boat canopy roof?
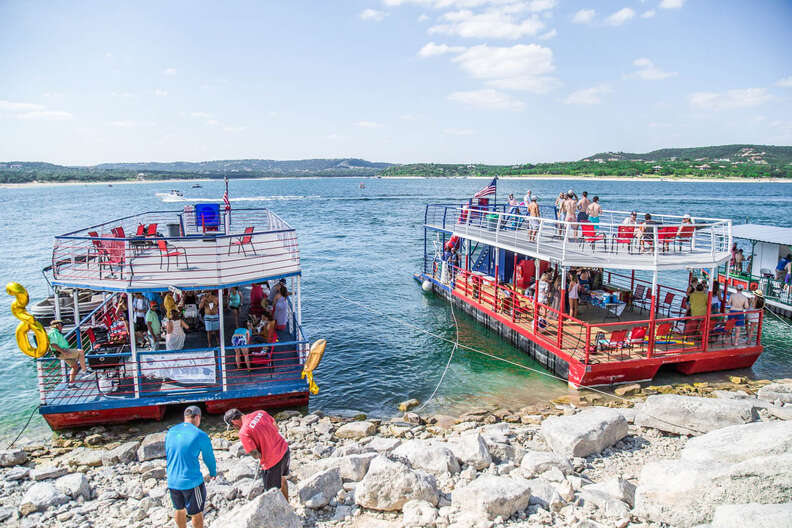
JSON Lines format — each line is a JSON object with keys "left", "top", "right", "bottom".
{"left": 732, "top": 224, "right": 792, "bottom": 245}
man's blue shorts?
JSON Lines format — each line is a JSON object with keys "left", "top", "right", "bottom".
{"left": 169, "top": 483, "right": 206, "bottom": 515}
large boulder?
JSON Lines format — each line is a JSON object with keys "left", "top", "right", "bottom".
{"left": 295, "top": 453, "right": 376, "bottom": 482}
{"left": 335, "top": 421, "right": 376, "bottom": 439}
{"left": 297, "top": 467, "right": 342, "bottom": 509}
{"left": 635, "top": 394, "right": 759, "bottom": 435}
{"left": 54, "top": 473, "right": 92, "bottom": 500}
{"left": 711, "top": 503, "right": 792, "bottom": 528}
{"left": 137, "top": 432, "right": 167, "bottom": 461}
{"left": 581, "top": 477, "right": 636, "bottom": 508}
{"left": 452, "top": 475, "right": 532, "bottom": 520}
{"left": 449, "top": 432, "right": 492, "bottom": 470}
{"left": 402, "top": 499, "right": 438, "bottom": 527}
{"left": 519, "top": 451, "right": 573, "bottom": 478}
{"left": 30, "top": 466, "right": 68, "bottom": 481}
{"left": 210, "top": 488, "right": 300, "bottom": 528}
{"left": 0, "top": 448, "right": 27, "bottom": 467}
{"left": 392, "top": 440, "right": 460, "bottom": 475}
{"left": 757, "top": 382, "right": 792, "bottom": 404}
{"left": 541, "top": 407, "right": 628, "bottom": 458}
{"left": 366, "top": 437, "right": 401, "bottom": 453}
{"left": 102, "top": 441, "right": 140, "bottom": 465}
{"left": 526, "top": 478, "right": 564, "bottom": 511}
{"left": 19, "top": 482, "right": 69, "bottom": 516}
{"left": 634, "top": 421, "right": 792, "bottom": 527}
{"left": 354, "top": 456, "right": 439, "bottom": 511}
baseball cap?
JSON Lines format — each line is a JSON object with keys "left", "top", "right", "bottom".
{"left": 184, "top": 405, "right": 202, "bottom": 417}
{"left": 50, "top": 319, "right": 64, "bottom": 326}
{"left": 149, "top": 300, "right": 158, "bottom": 307}
{"left": 683, "top": 214, "right": 691, "bottom": 219}
{"left": 736, "top": 284, "right": 744, "bottom": 291}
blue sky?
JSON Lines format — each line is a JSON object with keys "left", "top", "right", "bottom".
{"left": 0, "top": 0, "right": 790, "bottom": 165}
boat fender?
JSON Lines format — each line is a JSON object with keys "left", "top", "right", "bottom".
{"left": 301, "top": 339, "right": 326, "bottom": 395}
{"left": 422, "top": 280, "right": 433, "bottom": 292}
{"left": 6, "top": 282, "right": 50, "bottom": 358}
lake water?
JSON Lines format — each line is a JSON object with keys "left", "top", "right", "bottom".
{"left": 1, "top": 177, "right": 791, "bottom": 441}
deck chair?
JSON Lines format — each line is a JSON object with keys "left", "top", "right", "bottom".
{"left": 579, "top": 221, "right": 606, "bottom": 250}
{"left": 709, "top": 318, "right": 736, "bottom": 345}
{"left": 659, "top": 292, "right": 675, "bottom": 316}
{"left": 676, "top": 224, "right": 695, "bottom": 251}
{"left": 157, "top": 239, "right": 188, "bottom": 271}
{"left": 614, "top": 225, "right": 636, "bottom": 253}
{"left": 658, "top": 226, "right": 677, "bottom": 253}
{"left": 632, "top": 284, "right": 648, "bottom": 313}
{"left": 598, "top": 329, "right": 629, "bottom": 359}
{"left": 86, "top": 231, "right": 106, "bottom": 269}
{"left": 228, "top": 226, "right": 256, "bottom": 255}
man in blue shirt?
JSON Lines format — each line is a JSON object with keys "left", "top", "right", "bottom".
{"left": 166, "top": 406, "right": 217, "bottom": 528}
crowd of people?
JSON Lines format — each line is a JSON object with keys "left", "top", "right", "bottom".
{"left": 682, "top": 277, "right": 765, "bottom": 343}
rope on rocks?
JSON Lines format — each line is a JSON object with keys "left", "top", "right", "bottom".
{"left": 6, "top": 403, "right": 40, "bottom": 449}
{"left": 340, "top": 294, "right": 709, "bottom": 435}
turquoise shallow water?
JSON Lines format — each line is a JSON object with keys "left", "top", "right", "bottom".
{"left": 1, "top": 177, "right": 791, "bottom": 441}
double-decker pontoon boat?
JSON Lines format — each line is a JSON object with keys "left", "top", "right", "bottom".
{"left": 416, "top": 200, "right": 763, "bottom": 387}
{"left": 15, "top": 204, "right": 318, "bottom": 429}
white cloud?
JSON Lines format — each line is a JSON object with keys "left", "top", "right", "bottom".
{"left": 631, "top": 57, "right": 676, "bottom": 80}
{"left": 641, "top": 9, "right": 656, "bottom": 18}
{"left": 649, "top": 122, "right": 672, "bottom": 129}
{"left": 451, "top": 44, "right": 557, "bottom": 94}
{"left": 18, "top": 110, "right": 73, "bottom": 120}
{"left": 606, "top": 7, "right": 635, "bottom": 26}
{"left": 360, "top": 8, "right": 387, "bottom": 21}
{"left": 659, "top": 0, "right": 685, "bottom": 9}
{"left": 206, "top": 119, "right": 220, "bottom": 126}
{"left": 400, "top": 113, "right": 422, "bottom": 120}
{"left": 385, "top": 0, "right": 555, "bottom": 8}
{"left": 356, "top": 120, "right": 384, "bottom": 128}
{"left": 0, "top": 100, "right": 72, "bottom": 120}
{"left": 223, "top": 125, "right": 246, "bottom": 133}
{"left": 429, "top": 8, "right": 545, "bottom": 39}
{"left": 448, "top": 89, "right": 525, "bottom": 111}
{"left": 154, "top": 89, "right": 168, "bottom": 97}
{"left": 418, "top": 13, "right": 430, "bottom": 21}
{"left": 327, "top": 133, "right": 345, "bottom": 140}
{"left": 0, "top": 100, "right": 45, "bottom": 112}
{"left": 111, "top": 91, "right": 135, "bottom": 98}
{"left": 776, "top": 76, "right": 792, "bottom": 88}
{"left": 572, "top": 9, "right": 595, "bottom": 24}
{"left": 527, "top": 0, "right": 557, "bottom": 11}
{"left": 109, "top": 120, "right": 151, "bottom": 128}
{"left": 688, "top": 88, "right": 773, "bottom": 111}
{"left": 563, "top": 84, "right": 612, "bottom": 105}
{"left": 163, "top": 68, "right": 177, "bottom": 76}
{"left": 538, "top": 28, "right": 557, "bottom": 40}
{"left": 444, "top": 127, "right": 475, "bottom": 135}
{"left": 418, "top": 42, "right": 466, "bottom": 57}
{"left": 190, "top": 112, "right": 212, "bottom": 118}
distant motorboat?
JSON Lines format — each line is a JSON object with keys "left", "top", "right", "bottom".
{"left": 359, "top": 183, "right": 366, "bottom": 189}
{"left": 192, "top": 184, "right": 202, "bottom": 188}
{"left": 169, "top": 189, "right": 184, "bottom": 197}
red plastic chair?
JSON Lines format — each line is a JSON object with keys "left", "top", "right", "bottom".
{"left": 658, "top": 226, "right": 677, "bottom": 253}
{"left": 228, "top": 226, "right": 256, "bottom": 255}
{"left": 655, "top": 322, "right": 673, "bottom": 341}
{"left": 659, "top": 292, "right": 675, "bottom": 316}
{"left": 614, "top": 225, "right": 635, "bottom": 253}
{"left": 157, "top": 239, "right": 188, "bottom": 271}
{"left": 676, "top": 224, "right": 695, "bottom": 250}
{"left": 135, "top": 224, "right": 145, "bottom": 236}
{"left": 146, "top": 223, "right": 158, "bottom": 238}
{"left": 579, "top": 221, "right": 606, "bottom": 250}
{"left": 599, "top": 329, "right": 629, "bottom": 358}
{"left": 633, "top": 284, "right": 648, "bottom": 313}
{"left": 629, "top": 326, "right": 647, "bottom": 346}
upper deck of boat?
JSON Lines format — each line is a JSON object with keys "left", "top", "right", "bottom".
{"left": 50, "top": 207, "right": 300, "bottom": 292}
{"left": 425, "top": 203, "right": 732, "bottom": 272}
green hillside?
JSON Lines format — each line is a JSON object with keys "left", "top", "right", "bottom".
{"left": 585, "top": 144, "right": 792, "bottom": 166}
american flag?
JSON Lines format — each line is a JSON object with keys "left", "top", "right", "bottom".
{"left": 473, "top": 177, "right": 497, "bottom": 198}
{"left": 223, "top": 175, "right": 231, "bottom": 211}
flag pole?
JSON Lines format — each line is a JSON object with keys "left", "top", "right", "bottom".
{"left": 224, "top": 169, "right": 230, "bottom": 235}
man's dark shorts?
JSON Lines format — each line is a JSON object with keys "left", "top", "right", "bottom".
{"left": 169, "top": 483, "right": 207, "bottom": 515}
{"left": 262, "top": 448, "right": 290, "bottom": 490}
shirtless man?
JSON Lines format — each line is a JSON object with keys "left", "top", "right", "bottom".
{"left": 563, "top": 193, "right": 578, "bottom": 238}
{"left": 527, "top": 196, "right": 541, "bottom": 241}
{"left": 729, "top": 284, "right": 750, "bottom": 343}
{"left": 199, "top": 290, "right": 220, "bottom": 347}
{"left": 576, "top": 192, "right": 591, "bottom": 223}
{"left": 586, "top": 196, "right": 602, "bottom": 230}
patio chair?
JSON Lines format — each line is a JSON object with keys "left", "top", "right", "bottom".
{"left": 676, "top": 224, "right": 696, "bottom": 251}
{"left": 709, "top": 318, "right": 736, "bottom": 345}
{"left": 130, "top": 224, "right": 147, "bottom": 254}
{"left": 228, "top": 226, "right": 256, "bottom": 255}
{"left": 86, "top": 231, "right": 105, "bottom": 269}
{"left": 598, "top": 329, "right": 629, "bottom": 358}
{"left": 654, "top": 322, "right": 674, "bottom": 341}
{"left": 658, "top": 226, "right": 677, "bottom": 253}
{"left": 658, "top": 292, "right": 675, "bottom": 316}
{"left": 579, "top": 221, "right": 606, "bottom": 250}
{"left": 632, "top": 284, "right": 648, "bottom": 313}
{"left": 157, "top": 239, "right": 188, "bottom": 271}
{"left": 614, "top": 225, "right": 636, "bottom": 253}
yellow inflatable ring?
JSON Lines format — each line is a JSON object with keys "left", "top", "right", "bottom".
{"left": 301, "top": 339, "right": 326, "bottom": 395}
{"left": 6, "top": 282, "right": 50, "bottom": 358}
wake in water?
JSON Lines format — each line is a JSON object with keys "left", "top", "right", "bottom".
{"left": 155, "top": 194, "right": 320, "bottom": 203}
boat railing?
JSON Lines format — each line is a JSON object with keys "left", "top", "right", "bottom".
{"left": 425, "top": 204, "right": 732, "bottom": 268}
{"left": 441, "top": 265, "right": 761, "bottom": 366}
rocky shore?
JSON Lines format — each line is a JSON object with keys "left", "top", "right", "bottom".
{"left": 1, "top": 378, "right": 791, "bottom": 528}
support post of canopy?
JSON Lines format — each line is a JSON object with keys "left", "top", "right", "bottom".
{"left": 702, "top": 266, "right": 716, "bottom": 354}
{"left": 296, "top": 275, "right": 304, "bottom": 363}
{"left": 721, "top": 262, "right": 730, "bottom": 313}
{"left": 557, "top": 267, "right": 567, "bottom": 348}
{"left": 72, "top": 290, "right": 81, "bottom": 350}
{"left": 512, "top": 253, "right": 518, "bottom": 322}
{"left": 53, "top": 288, "right": 61, "bottom": 322}
{"left": 494, "top": 247, "right": 499, "bottom": 312}
{"left": 630, "top": 270, "right": 635, "bottom": 309}
{"left": 127, "top": 292, "right": 140, "bottom": 398}
{"left": 533, "top": 258, "right": 541, "bottom": 334}
{"left": 647, "top": 270, "right": 658, "bottom": 359}
{"left": 218, "top": 288, "right": 227, "bottom": 392}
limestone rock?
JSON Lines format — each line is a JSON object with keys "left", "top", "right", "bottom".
{"left": 770, "top": 405, "right": 792, "bottom": 421}
{"left": 6, "top": 466, "right": 30, "bottom": 480}
{"left": 354, "top": 456, "right": 439, "bottom": 511}
{"left": 229, "top": 441, "right": 247, "bottom": 458}
{"left": 526, "top": 478, "right": 564, "bottom": 511}
{"left": 757, "top": 382, "right": 792, "bottom": 404}
{"left": 226, "top": 462, "right": 257, "bottom": 483}
{"left": 449, "top": 432, "right": 492, "bottom": 470}
{"left": 335, "top": 421, "right": 376, "bottom": 440}
{"left": 403, "top": 499, "right": 438, "bottom": 527}
{"left": 541, "top": 407, "right": 628, "bottom": 458}
{"left": 582, "top": 477, "right": 636, "bottom": 507}
{"left": 297, "top": 467, "right": 342, "bottom": 508}
{"left": 399, "top": 399, "right": 420, "bottom": 412}
{"left": 711, "top": 502, "right": 792, "bottom": 528}
{"left": 614, "top": 383, "right": 641, "bottom": 397}
{"left": 452, "top": 475, "right": 532, "bottom": 520}
{"left": 55, "top": 473, "right": 92, "bottom": 500}
{"left": 137, "top": 432, "right": 167, "bottom": 461}
{"left": 0, "top": 448, "right": 27, "bottom": 467}
{"left": 392, "top": 440, "right": 460, "bottom": 475}
{"left": 210, "top": 488, "right": 300, "bottom": 528}
{"left": 635, "top": 394, "right": 758, "bottom": 435}
{"left": 366, "top": 437, "right": 401, "bottom": 453}
{"left": 19, "top": 482, "right": 69, "bottom": 516}
{"left": 102, "top": 440, "right": 139, "bottom": 465}
{"left": 520, "top": 451, "right": 573, "bottom": 478}
{"left": 31, "top": 465, "right": 68, "bottom": 481}
{"left": 296, "top": 453, "right": 376, "bottom": 482}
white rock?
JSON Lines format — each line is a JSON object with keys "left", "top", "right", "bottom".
{"left": 526, "top": 478, "right": 564, "bottom": 511}
{"left": 229, "top": 441, "right": 247, "bottom": 458}
{"left": 210, "top": 488, "right": 300, "bottom": 528}
{"left": 54, "top": 473, "right": 92, "bottom": 500}
{"left": 582, "top": 477, "right": 636, "bottom": 508}
{"left": 237, "top": 478, "right": 265, "bottom": 500}
{"left": 354, "top": 456, "right": 439, "bottom": 511}
{"left": 393, "top": 440, "right": 460, "bottom": 476}
{"left": 137, "top": 432, "right": 167, "bottom": 461}
{"left": 770, "top": 406, "right": 792, "bottom": 421}
{"left": 226, "top": 462, "right": 257, "bottom": 482}
{"left": 6, "top": 466, "right": 30, "bottom": 480}
{"left": 541, "top": 407, "right": 628, "bottom": 458}
{"left": 519, "top": 451, "right": 573, "bottom": 478}
{"left": 711, "top": 502, "right": 792, "bottom": 528}
{"left": 601, "top": 499, "right": 631, "bottom": 519}
{"left": 335, "top": 421, "right": 376, "bottom": 439}
{"left": 452, "top": 475, "right": 532, "bottom": 520}
{"left": 19, "top": 482, "right": 69, "bottom": 516}
{"left": 31, "top": 466, "right": 68, "bottom": 481}
{"left": 297, "top": 467, "right": 342, "bottom": 508}
{"left": 757, "top": 383, "right": 792, "bottom": 404}
{"left": 403, "top": 499, "right": 438, "bottom": 527}
{"left": 635, "top": 394, "right": 758, "bottom": 435}
{"left": 211, "top": 438, "right": 230, "bottom": 450}
{"left": 449, "top": 432, "right": 492, "bottom": 470}
{"left": 102, "top": 441, "right": 139, "bottom": 465}
{"left": 296, "top": 453, "right": 376, "bottom": 482}
{"left": 0, "top": 448, "right": 27, "bottom": 467}
{"left": 366, "top": 437, "right": 401, "bottom": 453}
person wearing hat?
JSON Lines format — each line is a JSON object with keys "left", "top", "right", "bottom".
{"left": 224, "top": 408, "right": 290, "bottom": 499}
{"left": 622, "top": 211, "right": 638, "bottom": 226}
{"left": 47, "top": 319, "right": 91, "bottom": 388}
{"left": 166, "top": 406, "right": 216, "bottom": 528}
{"left": 145, "top": 300, "right": 162, "bottom": 350}
{"left": 729, "top": 284, "right": 750, "bottom": 344}
{"left": 747, "top": 290, "right": 764, "bottom": 342}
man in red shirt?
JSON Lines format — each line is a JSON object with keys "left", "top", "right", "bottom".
{"left": 224, "top": 408, "right": 290, "bottom": 499}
